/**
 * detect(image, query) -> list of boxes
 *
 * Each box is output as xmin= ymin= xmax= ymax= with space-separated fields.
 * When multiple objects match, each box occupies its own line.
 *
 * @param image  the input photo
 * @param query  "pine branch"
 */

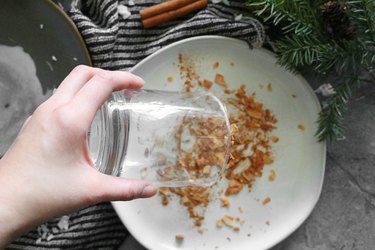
xmin=275 ymin=34 xmax=346 ymax=71
xmin=316 ymin=75 xmax=362 ymax=142
xmin=347 ymin=0 xmax=375 ymax=42
xmin=347 ymin=0 xmax=375 ymax=68
xmin=248 ymin=0 xmax=320 ymax=36
xmin=246 ymin=0 xmax=375 ymax=142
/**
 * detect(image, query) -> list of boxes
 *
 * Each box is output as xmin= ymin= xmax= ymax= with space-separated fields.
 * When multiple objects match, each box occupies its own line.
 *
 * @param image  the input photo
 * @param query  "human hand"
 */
xmin=0 ymin=66 xmax=157 ymax=247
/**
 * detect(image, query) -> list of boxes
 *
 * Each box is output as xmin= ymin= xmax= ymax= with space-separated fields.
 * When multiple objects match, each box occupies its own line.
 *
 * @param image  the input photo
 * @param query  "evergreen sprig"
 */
xmin=316 ymin=75 xmax=362 ymax=141
xmin=247 ymin=0 xmax=375 ymax=142
xmin=275 ymin=34 xmax=343 ymax=71
xmin=250 ymin=0 xmax=321 ymax=35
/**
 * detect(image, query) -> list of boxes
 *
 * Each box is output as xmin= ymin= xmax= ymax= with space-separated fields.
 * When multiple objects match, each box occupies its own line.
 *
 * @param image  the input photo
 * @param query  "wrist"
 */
xmin=0 ymin=159 xmax=39 ymax=248
xmin=0 ymin=202 xmax=26 ymax=248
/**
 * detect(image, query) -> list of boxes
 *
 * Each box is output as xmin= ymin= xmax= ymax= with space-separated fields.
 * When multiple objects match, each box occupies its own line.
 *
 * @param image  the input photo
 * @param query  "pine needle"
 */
xmin=247 ymin=0 xmax=375 ymax=142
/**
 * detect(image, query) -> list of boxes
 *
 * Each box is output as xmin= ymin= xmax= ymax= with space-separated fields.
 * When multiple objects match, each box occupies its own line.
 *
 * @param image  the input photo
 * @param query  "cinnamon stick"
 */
xmin=140 ymin=0 xmax=198 ymax=19
xmin=141 ymin=0 xmax=208 ymax=28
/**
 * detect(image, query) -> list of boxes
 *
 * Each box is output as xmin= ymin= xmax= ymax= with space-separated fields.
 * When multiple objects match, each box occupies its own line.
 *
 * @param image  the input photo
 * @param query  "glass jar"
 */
xmin=88 ymin=89 xmax=230 ymax=187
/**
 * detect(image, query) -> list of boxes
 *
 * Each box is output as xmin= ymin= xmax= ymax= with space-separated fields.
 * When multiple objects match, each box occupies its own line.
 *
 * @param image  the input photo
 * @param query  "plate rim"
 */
xmin=0 ymin=0 xmax=92 ymax=157
xmin=113 ymin=35 xmax=327 ymax=250
xmin=45 ymin=0 xmax=93 ymax=66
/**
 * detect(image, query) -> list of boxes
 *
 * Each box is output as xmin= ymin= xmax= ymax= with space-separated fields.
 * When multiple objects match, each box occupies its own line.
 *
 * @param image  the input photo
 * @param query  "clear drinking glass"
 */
xmin=88 ymin=89 xmax=230 ymax=187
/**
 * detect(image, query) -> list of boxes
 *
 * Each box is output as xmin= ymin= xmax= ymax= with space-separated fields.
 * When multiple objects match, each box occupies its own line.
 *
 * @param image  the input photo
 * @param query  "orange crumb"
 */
xmin=271 ymin=135 xmax=279 ymax=143
xmin=225 ymin=179 xmax=243 ymax=196
xmin=214 ymin=73 xmax=228 ymax=87
xmin=199 ymin=79 xmax=213 ymax=89
xmin=167 ymin=76 xmax=173 ymax=82
xmin=267 ymin=83 xmax=273 ymax=92
xmin=175 ymin=234 xmax=184 ymax=241
xmin=224 ymin=89 xmax=235 ymax=94
xmin=262 ymin=197 xmax=271 ymax=205
xmin=268 ymin=169 xmax=276 ymax=181
xmin=223 ymin=215 xmax=234 ymax=227
xmin=159 ymin=187 xmax=170 ymax=195
xmin=263 ymin=153 xmax=274 ymax=164
xmin=216 ymin=219 xmax=224 ymax=228
xmin=212 ymin=61 xmax=219 ymax=69
xmin=298 ymin=124 xmax=305 ymax=131
xmin=233 ymin=226 xmax=240 ymax=232
xmin=220 ymin=196 xmax=230 ymax=207
xmin=161 ymin=196 xmax=169 ymax=206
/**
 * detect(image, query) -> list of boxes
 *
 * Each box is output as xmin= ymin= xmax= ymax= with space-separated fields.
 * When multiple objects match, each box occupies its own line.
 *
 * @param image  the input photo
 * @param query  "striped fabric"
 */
xmin=8 ymin=0 xmax=264 ymax=249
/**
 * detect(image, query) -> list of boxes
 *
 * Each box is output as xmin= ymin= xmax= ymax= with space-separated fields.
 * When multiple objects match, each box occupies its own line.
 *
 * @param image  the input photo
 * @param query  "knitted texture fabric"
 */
xmin=9 ymin=0 xmax=264 ymax=248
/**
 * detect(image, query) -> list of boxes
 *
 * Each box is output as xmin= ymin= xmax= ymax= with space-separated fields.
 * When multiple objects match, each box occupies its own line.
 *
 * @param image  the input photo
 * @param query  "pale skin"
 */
xmin=0 ymin=65 xmax=157 ymax=248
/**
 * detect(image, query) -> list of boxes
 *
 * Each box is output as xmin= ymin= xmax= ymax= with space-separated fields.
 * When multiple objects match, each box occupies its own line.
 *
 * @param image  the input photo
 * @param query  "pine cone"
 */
xmin=320 ymin=0 xmax=356 ymax=40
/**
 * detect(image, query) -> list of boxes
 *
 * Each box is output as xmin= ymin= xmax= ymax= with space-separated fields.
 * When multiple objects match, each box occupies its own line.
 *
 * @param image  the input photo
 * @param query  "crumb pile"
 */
xmin=159 ymin=53 xmax=279 ymax=234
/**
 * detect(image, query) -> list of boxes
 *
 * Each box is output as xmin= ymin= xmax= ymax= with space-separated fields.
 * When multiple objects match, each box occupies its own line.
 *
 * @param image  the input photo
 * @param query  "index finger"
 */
xmin=67 ymin=70 xmax=144 ymax=128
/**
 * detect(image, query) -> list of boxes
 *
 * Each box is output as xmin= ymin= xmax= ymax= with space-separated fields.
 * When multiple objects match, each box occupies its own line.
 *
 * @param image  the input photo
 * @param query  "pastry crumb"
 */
xmin=267 ymin=83 xmax=272 ymax=92
xmin=216 ymin=218 xmax=225 ymax=228
xmin=167 ymin=76 xmax=174 ymax=82
xmin=262 ymin=197 xmax=271 ymax=205
xmin=199 ymin=79 xmax=213 ymax=89
xmin=268 ymin=169 xmax=276 ymax=181
xmin=223 ymin=215 xmax=234 ymax=227
xmin=212 ymin=61 xmax=219 ymax=69
xmin=271 ymin=135 xmax=279 ymax=143
xmin=175 ymin=234 xmax=184 ymax=241
xmin=214 ymin=73 xmax=228 ymax=87
xmin=220 ymin=196 xmax=230 ymax=207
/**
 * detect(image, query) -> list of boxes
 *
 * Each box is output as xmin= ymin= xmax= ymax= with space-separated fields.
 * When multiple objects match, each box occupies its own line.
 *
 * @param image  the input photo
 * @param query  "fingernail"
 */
xmin=134 ymin=74 xmax=145 ymax=84
xmin=141 ymin=185 xmax=157 ymax=197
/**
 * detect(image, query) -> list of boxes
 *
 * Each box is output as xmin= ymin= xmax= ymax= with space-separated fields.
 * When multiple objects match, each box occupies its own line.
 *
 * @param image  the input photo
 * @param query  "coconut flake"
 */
xmin=315 ymin=83 xmax=336 ymax=97
xmin=57 ymin=215 xmax=70 ymax=231
xmin=234 ymin=13 xmax=243 ymax=21
xmin=222 ymin=0 xmax=230 ymax=6
xmin=118 ymin=5 xmax=131 ymax=19
xmin=46 ymin=234 xmax=54 ymax=241
xmin=128 ymin=0 xmax=135 ymax=6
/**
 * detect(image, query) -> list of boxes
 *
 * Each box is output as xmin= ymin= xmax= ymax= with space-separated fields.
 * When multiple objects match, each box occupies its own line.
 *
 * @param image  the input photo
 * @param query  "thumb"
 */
xmin=96 ymin=174 xmax=157 ymax=202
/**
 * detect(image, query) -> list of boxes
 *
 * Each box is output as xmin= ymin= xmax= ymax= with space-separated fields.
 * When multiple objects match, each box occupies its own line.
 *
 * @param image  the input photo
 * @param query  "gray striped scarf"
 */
xmin=8 ymin=0 xmax=264 ymax=249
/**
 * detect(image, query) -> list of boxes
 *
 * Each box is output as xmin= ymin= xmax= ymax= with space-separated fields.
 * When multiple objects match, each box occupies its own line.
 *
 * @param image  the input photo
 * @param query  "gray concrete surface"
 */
xmin=271 ymin=79 xmax=375 ymax=250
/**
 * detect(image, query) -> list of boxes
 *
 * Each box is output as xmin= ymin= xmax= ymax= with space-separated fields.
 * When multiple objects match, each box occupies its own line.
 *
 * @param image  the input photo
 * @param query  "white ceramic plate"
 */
xmin=112 ymin=36 xmax=326 ymax=250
